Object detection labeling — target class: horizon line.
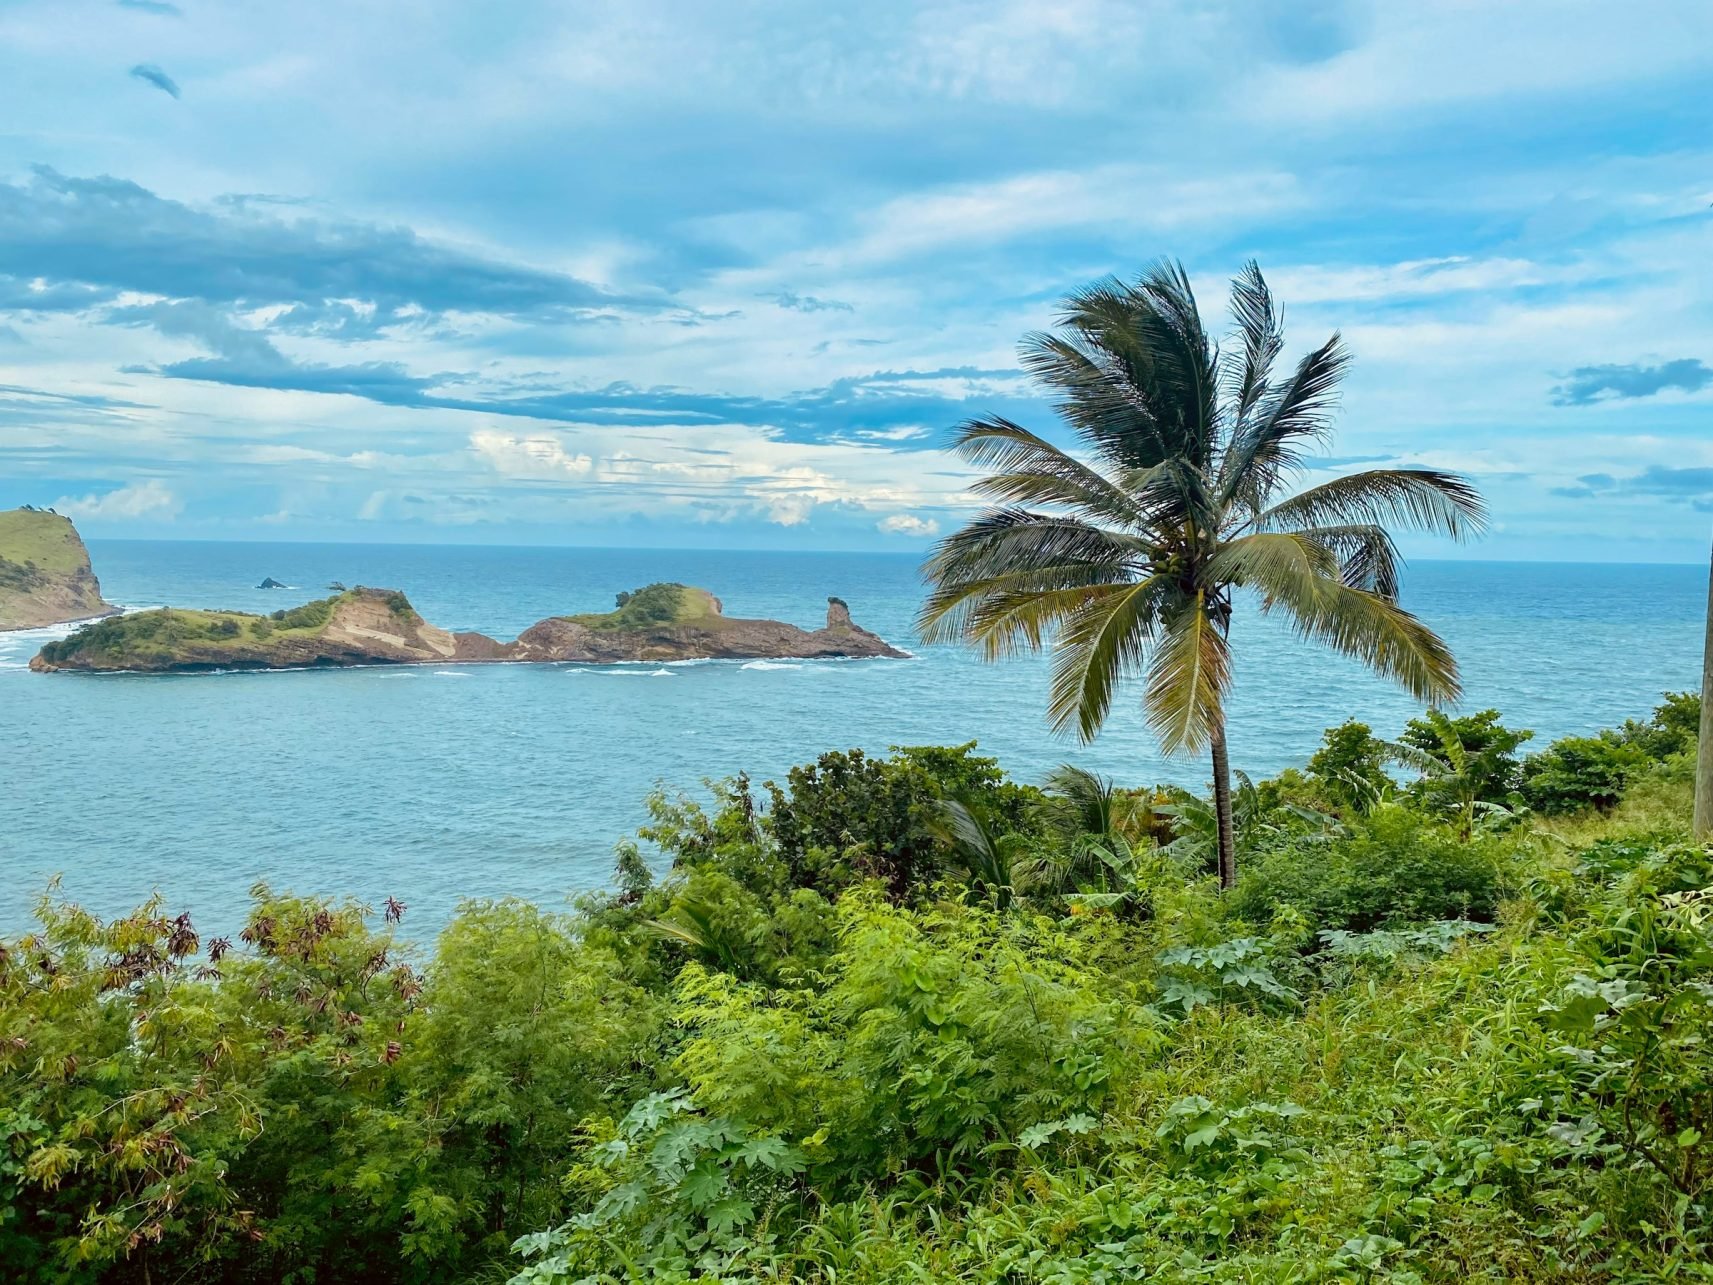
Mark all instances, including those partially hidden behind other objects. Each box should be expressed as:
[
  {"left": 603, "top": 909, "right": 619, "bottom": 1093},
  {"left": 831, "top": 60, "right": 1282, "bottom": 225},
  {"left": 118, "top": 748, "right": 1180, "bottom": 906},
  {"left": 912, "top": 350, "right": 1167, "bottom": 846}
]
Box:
[{"left": 72, "top": 533, "right": 1712, "bottom": 570}]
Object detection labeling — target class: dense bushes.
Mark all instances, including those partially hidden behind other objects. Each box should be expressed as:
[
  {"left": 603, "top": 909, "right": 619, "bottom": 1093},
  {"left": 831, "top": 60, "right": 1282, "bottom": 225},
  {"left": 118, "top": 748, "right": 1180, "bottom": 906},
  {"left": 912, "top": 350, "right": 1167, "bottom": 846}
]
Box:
[
  {"left": 0, "top": 892, "right": 661, "bottom": 1284},
  {"left": 765, "top": 743, "right": 1042, "bottom": 897},
  {"left": 1522, "top": 732, "right": 1649, "bottom": 813},
  {"left": 2, "top": 697, "right": 1708, "bottom": 1283},
  {"left": 1227, "top": 804, "right": 1515, "bottom": 932},
  {"left": 1521, "top": 692, "right": 1699, "bottom": 815},
  {"left": 673, "top": 892, "right": 1150, "bottom": 1184}
]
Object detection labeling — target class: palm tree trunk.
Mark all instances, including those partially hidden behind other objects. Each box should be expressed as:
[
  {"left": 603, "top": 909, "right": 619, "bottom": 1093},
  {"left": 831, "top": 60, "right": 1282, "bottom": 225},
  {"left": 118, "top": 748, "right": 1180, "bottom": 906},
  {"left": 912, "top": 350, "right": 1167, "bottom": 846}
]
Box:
[
  {"left": 1210, "top": 724, "right": 1237, "bottom": 890},
  {"left": 1695, "top": 534, "right": 1713, "bottom": 841}
]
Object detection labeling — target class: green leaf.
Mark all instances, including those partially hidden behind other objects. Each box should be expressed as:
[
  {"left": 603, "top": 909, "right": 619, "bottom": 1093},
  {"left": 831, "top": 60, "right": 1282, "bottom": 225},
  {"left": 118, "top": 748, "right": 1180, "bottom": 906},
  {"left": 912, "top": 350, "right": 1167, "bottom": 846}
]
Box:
[
  {"left": 678, "top": 1160, "right": 728, "bottom": 1211},
  {"left": 703, "top": 1194, "right": 755, "bottom": 1234}
]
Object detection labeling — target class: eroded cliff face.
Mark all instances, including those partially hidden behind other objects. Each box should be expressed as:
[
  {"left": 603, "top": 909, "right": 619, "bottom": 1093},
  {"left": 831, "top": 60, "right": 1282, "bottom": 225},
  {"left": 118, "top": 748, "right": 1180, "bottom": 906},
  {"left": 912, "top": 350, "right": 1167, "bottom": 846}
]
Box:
[
  {"left": 31, "top": 587, "right": 907, "bottom": 672},
  {"left": 0, "top": 509, "right": 120, "bottom": 631}
]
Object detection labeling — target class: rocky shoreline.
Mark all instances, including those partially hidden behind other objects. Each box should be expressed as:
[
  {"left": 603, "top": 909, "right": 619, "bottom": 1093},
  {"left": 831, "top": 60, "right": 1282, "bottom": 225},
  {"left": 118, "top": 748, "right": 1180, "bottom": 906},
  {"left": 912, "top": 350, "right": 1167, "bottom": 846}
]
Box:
[{"left": 30, "top": 584, "right": 909, "bottom": 673}]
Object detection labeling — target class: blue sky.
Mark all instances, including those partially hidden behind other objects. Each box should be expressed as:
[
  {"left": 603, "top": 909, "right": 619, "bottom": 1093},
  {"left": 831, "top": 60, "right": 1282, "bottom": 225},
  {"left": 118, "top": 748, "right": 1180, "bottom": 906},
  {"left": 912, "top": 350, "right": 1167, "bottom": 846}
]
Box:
[{"left": 1, "top": 1, "right": 1710, "bottom": 559}]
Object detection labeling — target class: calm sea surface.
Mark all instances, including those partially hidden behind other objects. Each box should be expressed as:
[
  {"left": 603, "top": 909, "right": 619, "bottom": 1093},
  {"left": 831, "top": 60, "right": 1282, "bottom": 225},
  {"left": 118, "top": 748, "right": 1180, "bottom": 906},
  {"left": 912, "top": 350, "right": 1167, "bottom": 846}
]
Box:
[{"left": 1, "top": 542, "right": 1704, "bottom": 942}]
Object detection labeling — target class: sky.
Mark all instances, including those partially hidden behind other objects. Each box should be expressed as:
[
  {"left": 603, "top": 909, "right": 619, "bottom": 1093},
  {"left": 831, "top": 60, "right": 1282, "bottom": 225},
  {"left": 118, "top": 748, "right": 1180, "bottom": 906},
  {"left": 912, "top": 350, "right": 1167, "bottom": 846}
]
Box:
[{"left": 1, "top": 1, "right": 1710, "bottom": 560}]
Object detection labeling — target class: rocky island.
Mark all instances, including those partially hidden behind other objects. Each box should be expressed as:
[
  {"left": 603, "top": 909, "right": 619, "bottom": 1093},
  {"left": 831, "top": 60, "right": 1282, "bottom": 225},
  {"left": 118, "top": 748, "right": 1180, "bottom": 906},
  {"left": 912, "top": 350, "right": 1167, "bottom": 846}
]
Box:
[
  {"left": 30, "top": 581, "right": 907, "bottom": 673},
  {"left": 509, "top": 583, "right": 908, "bottom": 664},
  {"left": 0, "top": 507, "right": 120, "bottom": 631}
]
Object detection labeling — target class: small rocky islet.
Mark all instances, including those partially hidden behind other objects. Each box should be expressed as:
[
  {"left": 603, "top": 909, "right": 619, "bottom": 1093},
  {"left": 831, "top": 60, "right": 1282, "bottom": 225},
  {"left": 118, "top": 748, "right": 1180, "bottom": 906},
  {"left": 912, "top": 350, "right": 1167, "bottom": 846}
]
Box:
[{"left": 29, "top": 581, "right": 908, "bottom": 673}]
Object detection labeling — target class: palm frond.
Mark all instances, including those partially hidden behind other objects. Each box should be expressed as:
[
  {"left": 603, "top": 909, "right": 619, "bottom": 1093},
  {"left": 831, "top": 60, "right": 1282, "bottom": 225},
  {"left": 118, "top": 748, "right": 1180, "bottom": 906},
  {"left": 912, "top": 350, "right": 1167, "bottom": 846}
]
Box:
[
  {"left": 1220, "top": 259, "right": 1283, "bottom": 425},
  {"left": 1019, "top": 325, "right": 1178, "bottom": 474},
  {"left": 1019, "top": 263, "right": 1219, "bottom": 479},
  {"left": 930, "top": 798, "right": 1017, "bottom": 909},
  {"left": 1126, "top": 260, "right": 1220, "bottom": 471},
  {"left": 1293, "top": 523, "right": 1403, "bottom": 597},
  {"left": 1044, "top": 763, "right": 1118, "bottom": 836},
  {"left": 1208, "top": 531, "right": 1341, "bottom": 606},
  {"left": 1377, "top": 738, "right": 1451, "bottom": 779},
  {"left": 950, "top": 416, "right": 1149, "bottom": 527},
  {"left": 917, "top": 509, "right": 1143, "bottom": 646},
  {"left": 1144, "top": 592, "right": 1231, "bottom": 755},
  {"left": 1047, "top": 575, "right": 1174, "bottom": 742},
  {"left": 1219, "top": 334, "right": 1349, "bottom": 513},
  {"left": 1253, "top": 468, "right": 1488, "bottom": 541},
  {"left": 956, "top": 580, "right": 1138, "bottom": 660},
  {"left": 1268, "top": 580, "right": 1462, "bottom": 705}
]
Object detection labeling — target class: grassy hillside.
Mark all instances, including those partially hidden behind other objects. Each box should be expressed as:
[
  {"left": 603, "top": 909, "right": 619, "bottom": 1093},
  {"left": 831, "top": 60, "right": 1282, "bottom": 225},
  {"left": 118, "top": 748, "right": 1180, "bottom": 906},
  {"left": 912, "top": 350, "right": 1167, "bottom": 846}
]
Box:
[
  {"left": 564, "top": 582, "right": 726, "bottom": 631},
  {"left": 0, "top": 508, "right": 91, "bottom": 577},
  {"left": 2, "top": 698, "right": 1707, "bottom": 1283}
]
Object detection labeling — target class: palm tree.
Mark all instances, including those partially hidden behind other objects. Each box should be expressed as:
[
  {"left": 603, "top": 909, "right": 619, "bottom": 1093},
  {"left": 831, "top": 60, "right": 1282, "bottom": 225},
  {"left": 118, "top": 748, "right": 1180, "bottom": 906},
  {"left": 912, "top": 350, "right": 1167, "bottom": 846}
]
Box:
[{"left": 918, "top": 261, "right": 1485, "bottom": 889}]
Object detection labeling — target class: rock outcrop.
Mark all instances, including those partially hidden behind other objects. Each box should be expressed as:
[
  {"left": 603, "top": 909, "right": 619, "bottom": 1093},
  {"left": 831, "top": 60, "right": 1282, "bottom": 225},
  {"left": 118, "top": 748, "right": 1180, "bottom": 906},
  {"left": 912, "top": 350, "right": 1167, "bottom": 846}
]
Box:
[
  {"left": 31, "top": 582, "right": 908, "bottom": 673},
  {"left": 0, "top": 508, "right": 120, "bottom": 631},
  {"left": 510, "top": 588, "right": 907, "bottom": 663}
]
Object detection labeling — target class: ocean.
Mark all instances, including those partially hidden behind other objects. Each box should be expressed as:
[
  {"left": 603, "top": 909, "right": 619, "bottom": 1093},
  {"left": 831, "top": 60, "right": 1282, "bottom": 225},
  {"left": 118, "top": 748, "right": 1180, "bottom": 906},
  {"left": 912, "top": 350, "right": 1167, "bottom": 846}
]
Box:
[{"left": 1, "top": 542, "right": 1704, "bottom": 943}]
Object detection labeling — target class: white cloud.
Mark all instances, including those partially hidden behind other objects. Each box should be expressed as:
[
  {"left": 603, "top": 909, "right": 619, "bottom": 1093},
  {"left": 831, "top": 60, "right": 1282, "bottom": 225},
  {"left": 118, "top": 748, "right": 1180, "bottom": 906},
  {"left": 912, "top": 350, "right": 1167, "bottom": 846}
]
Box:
[
  {"left": 833, "top": 165, "right": 1306, "bottom": 267},
  {"left": 456, "top": 419, "right": 975, "bottom": 530},
  {"left": 53, "top": 479, "right": 181, "bottom": 520},
  {"left": 468, "top": 430, "right": 594, "bottom": 478},
  {"left": 877, "top": 512, "right": 939, "bottom": 537},
  {"left": 1267, "top": 255, "right": 1561, "bottom": 304}
]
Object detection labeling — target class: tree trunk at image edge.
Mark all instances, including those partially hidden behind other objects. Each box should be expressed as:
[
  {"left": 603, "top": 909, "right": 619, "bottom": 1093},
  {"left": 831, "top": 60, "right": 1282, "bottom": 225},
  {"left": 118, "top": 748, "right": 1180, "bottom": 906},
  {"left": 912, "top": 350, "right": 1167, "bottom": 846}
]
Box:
[
  {"left": 1695, "top": 534, "right": 1713, "bottom": 842},
  {"left": 1211, "top": 727, "right": 1237, "bottom": 890}
]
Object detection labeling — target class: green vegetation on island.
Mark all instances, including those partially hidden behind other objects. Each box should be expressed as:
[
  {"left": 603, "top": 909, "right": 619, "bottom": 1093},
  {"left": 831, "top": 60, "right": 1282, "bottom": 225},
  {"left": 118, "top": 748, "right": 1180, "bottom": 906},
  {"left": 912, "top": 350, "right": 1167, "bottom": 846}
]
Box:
[
  {"left": 1, "top": 695, "right": 1707, "bottom": 1284},
  {"left": 33, "top": 587, "right": 432, "bottom": 671},
  {"left": 565, "top": 582, "right": 726, "bottom": 631},
  {"left": 0, "top": 506, "right": 118, "bottom": 630},
  {"left": 0, "top": 508, "right": 89, "bottom": 576}
]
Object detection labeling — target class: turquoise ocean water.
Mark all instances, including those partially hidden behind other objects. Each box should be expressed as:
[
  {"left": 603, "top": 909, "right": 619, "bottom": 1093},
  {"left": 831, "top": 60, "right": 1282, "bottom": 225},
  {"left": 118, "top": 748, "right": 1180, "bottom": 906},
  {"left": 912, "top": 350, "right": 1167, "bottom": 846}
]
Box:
[{"left": 1, "top": 542, "right": 1704, "bottom": 942}]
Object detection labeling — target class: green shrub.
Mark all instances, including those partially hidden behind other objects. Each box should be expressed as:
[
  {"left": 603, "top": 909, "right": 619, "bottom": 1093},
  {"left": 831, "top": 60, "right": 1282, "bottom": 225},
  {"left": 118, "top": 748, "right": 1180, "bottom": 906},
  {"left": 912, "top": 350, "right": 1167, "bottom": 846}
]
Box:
[
  {"left": 671, "top": 890, "right": 1156, "bottom": 1185},
  {"left": 1228, "top": 805, "right": 1515, "bottom": 932},
  {"left": 592, "top": 582, "right": 687, "bottom": 629},
  {"left": 0, "top": 890, "right": 662, "bottom": 1284},
  {"left": 268, "top": 596, "right": 337, "bottom": 630},
  {"left": 1399, "top": 707, "right": 1531, "bottom": 805},
  {"left": 764, "top": 743, "right": 1041, "bottom": 899},
  {"left": 39, "top": 611, "right": 155, "bottom": 662},
  {"left": 1619, "top": 690, "right": 1702, "bottom": 760},
  {"left": 510, "top": 1089, "right": 807, "bottom": 1284},
  {"left": 1305, "top": 719, "right": 1392, "bottom": 814},
  {"left": 1522, "top": 732, "right": 1650, "bottom": 814}
]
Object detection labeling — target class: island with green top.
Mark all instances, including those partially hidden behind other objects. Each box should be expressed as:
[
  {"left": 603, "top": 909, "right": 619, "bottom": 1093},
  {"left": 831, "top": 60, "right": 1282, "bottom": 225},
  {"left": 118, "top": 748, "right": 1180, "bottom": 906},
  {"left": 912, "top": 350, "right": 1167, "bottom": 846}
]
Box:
[
  {"left": 0, "top": 506, "right": 120, "bottom": 631},
  {"left": 30, "top": 581, "right": 907, "bottom": 672}
]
